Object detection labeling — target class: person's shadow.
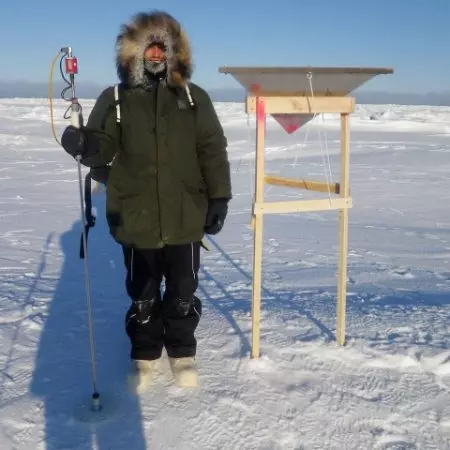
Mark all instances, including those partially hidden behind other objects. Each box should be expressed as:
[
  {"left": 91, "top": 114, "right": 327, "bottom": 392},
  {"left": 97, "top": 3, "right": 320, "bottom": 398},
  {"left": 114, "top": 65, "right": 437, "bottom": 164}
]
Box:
[{"left": 29, "top": 185, "right": 147, "bottom": 449}]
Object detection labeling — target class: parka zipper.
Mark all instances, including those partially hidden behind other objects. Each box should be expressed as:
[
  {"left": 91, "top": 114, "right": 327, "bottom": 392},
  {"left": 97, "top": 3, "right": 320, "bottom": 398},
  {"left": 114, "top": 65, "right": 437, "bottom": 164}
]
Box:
[{"left": 154, "top": 81, "right": 164, "bottom": 246}]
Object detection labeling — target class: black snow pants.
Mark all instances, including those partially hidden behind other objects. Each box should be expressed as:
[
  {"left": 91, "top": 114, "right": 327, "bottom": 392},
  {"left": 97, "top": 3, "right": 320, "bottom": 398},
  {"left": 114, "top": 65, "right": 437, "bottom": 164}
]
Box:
[{"left": 122, "top": 242, "right": 202, "bottom": 361}]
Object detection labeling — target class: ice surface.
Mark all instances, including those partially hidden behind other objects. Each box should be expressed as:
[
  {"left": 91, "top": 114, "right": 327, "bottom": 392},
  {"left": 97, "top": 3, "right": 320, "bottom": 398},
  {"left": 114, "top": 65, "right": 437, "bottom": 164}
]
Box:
[{"left": 0, "top": 97, "right": 449, "bottom": 449}]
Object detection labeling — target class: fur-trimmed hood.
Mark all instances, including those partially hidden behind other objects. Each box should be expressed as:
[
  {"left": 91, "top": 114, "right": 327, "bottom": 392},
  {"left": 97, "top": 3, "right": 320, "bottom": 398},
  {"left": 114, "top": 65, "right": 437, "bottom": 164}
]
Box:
[{"left": 115, "top": 11, "right": 193, "bottom": 88}]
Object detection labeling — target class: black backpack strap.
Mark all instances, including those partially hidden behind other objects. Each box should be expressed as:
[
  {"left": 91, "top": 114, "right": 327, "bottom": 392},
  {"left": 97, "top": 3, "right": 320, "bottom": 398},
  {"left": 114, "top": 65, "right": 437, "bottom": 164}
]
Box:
[{"left": 80, "top": 171, "right": 96, "bottom": 259}]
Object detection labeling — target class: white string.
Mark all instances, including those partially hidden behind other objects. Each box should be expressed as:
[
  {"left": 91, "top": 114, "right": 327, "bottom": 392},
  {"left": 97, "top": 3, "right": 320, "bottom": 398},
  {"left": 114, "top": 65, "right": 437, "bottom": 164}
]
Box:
[
  {"left": 266, "top": 113, "right": 311, "bottom": 199},
  {"left": 230, "top": 105, "right": 255, "bottom": 224},
  {"left": 290, "top": 74, "right": 319, "bottom": 171},
  {"left": 235, "top": 109, "right": 251, "bottom": 174},
  {"left": 306, "top": 72, "right": 334, "bottom": 204},
  {"left": 321, "top": 114, "right": 334, "bottom": 195},
  {"left": 290, "top": 117, "right": 312, "bottom": 169},
  {"left": 247, "top": 111, "right": 256, "bottom": 213}
]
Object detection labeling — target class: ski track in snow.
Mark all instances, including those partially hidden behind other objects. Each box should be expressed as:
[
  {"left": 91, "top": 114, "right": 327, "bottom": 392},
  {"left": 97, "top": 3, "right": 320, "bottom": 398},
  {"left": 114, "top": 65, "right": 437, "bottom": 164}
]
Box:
[{"left": 0, "top": 99, "right": 449, "bottom": 449}]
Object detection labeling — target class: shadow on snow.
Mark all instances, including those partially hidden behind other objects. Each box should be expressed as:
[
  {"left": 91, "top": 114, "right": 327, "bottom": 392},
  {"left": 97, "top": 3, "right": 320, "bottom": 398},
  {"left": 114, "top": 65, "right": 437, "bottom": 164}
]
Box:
[{"left": 29, "top": 190, "right": 147, "bottom": 450}]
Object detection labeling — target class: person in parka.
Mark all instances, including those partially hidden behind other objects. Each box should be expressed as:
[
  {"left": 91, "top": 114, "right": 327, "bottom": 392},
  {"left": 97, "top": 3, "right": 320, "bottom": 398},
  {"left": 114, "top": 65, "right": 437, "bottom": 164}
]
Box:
[{"left": 60, "top": 10, "right": 232, "bottom": 390}]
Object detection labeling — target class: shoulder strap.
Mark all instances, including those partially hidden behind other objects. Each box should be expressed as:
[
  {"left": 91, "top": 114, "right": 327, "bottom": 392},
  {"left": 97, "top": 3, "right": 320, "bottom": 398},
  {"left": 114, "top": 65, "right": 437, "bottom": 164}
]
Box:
[
  {"left": 184, "top": 84, "right": 195, "bottom": 109},
  {"left": 114, "top": 83, "right": 124, "bottom": 147},
  {"left": 114, "top": 83, "right": 121, "bottom": 124}
]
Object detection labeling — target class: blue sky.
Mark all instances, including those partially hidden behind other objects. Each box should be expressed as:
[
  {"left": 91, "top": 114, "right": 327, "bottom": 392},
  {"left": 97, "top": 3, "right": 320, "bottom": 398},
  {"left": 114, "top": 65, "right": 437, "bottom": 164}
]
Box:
[{"left": 1, "top": 0, "right": 449, "bottom": 93}]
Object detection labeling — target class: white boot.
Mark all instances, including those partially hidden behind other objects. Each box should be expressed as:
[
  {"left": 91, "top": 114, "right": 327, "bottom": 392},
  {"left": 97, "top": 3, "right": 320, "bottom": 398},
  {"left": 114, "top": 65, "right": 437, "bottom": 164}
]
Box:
[
  {"left": 168, "top": 357, "right": 199, "bottom": 388},
  {"left": 127, "top": 358, "right": 160, "bottom": 394}
]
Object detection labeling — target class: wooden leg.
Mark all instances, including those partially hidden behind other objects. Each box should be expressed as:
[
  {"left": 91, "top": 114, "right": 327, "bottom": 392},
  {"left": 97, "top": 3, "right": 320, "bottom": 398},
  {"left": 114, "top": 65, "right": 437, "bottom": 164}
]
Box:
[
  {"left": 336, "top": 113, "right": 350, "bottom": 346},
  {"left": 251, "top": 94, "right": 265, "bottom": 358},
  {"left": 336, "top": 208, "right": 349, "bottom": 345},
  {"left": 251, "top": 213, "right": 263, "bottom": 358}
]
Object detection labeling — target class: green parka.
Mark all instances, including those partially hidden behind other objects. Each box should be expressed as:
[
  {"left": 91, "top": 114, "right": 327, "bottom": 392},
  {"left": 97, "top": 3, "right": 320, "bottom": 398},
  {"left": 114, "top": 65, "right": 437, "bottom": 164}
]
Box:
[{"left": 81, "top": 12, "right": 232, "bottom": 249}]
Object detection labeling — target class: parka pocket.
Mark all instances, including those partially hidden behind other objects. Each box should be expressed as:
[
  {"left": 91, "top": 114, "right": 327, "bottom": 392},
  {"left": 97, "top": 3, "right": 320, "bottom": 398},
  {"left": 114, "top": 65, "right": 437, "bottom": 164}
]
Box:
[
  {"left": 121, "top": 194, "right": 159, "bottom": 236},
  {"left": 182, "top": 184, "right": 208, "bottom": 233}
]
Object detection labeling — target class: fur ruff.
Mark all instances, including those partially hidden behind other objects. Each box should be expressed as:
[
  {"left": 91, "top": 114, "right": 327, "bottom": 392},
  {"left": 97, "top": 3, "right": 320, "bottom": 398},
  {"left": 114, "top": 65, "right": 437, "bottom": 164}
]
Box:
[{"left": 115, "top": 11, "right": 193, "bottom": 88}]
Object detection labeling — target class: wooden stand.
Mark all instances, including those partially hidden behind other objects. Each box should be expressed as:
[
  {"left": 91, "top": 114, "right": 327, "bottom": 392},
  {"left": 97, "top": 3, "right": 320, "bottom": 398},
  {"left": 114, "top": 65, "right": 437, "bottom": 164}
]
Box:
[{"left": 219, "top": 66, "right": 394, "bottom": 358}]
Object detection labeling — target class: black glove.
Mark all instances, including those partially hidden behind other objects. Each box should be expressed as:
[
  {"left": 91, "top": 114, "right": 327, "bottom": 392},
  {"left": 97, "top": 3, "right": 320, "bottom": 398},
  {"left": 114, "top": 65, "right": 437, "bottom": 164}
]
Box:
[
  {"left": 61, "top": 125, "right": 88, "bottom": 158},
  {"left": 204, "top": 198, "right": 229, "bottom": 235},
  {"left": 90, "top": 166, "right": 110, "bottom": 185}
]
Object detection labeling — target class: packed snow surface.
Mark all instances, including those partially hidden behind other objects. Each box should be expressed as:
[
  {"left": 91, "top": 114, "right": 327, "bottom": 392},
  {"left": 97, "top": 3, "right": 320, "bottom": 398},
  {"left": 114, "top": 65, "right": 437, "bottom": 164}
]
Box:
[{"left": 0, "top": 97, "right": 449, "bottom": 449}]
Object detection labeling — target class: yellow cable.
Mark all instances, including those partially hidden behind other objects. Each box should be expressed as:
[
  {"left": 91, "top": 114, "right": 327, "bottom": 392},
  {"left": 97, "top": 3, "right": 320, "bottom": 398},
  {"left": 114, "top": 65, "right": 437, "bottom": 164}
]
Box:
[
  {"left": 49, "top": 50, "right": 62, "bottom": 147},
  {"left": 48, "top": 51, "right": 103, "bottom": 193}
]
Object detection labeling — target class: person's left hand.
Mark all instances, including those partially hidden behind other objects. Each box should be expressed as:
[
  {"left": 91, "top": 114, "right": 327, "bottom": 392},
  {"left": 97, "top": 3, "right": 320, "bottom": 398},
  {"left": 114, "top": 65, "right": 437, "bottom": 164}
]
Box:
[{"left": 204, "top": 198, "right": 229, "bottom": 235}]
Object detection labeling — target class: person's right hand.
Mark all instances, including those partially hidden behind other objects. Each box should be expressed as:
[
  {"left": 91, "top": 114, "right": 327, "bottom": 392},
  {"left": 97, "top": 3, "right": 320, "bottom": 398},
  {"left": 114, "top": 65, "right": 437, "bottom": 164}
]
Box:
[{"left": 61, "top": 125, "right": 87, "bottom": 158}]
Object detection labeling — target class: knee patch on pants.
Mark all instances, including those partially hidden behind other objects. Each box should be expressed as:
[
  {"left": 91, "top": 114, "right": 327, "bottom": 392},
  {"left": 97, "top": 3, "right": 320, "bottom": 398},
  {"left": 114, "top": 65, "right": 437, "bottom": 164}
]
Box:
[
  {"left": 126, "top": 296, "right": 162, "bottom": 326},
  {"left": 163, "top": 295, "right": 202, "bottom": 319},
  {"left": 166, "top": 276, "right": 198, "bottom": 300}
]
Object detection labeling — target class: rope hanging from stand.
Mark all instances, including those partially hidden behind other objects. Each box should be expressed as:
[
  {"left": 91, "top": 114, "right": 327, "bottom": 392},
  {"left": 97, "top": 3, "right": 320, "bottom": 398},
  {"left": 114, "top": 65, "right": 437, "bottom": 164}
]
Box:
[
  {"left": 260, "top": 71, "right": 336, "bottom": 204},
  {"left": 306, "top": 72, "right": 335, "bottom": 204}
]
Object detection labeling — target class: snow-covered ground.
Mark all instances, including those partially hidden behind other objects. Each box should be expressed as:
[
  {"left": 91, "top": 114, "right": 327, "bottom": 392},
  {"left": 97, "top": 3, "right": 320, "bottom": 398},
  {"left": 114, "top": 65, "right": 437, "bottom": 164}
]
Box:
[{"left": 0, "top": 97, "right": 449, "bottom": 449}]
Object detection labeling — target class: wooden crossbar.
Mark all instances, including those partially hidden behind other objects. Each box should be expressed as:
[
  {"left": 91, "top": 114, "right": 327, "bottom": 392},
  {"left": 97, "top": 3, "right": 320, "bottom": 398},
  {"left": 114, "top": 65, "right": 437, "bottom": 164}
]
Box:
[
  {"left": 246, "top": 96, "right": 355, "bottom": 114},
  {"left": 254, "top": 197, "right": 352, "bottom": 215},
  {"left": 264, "top": 174, "right": 340, "bottom": 194}
]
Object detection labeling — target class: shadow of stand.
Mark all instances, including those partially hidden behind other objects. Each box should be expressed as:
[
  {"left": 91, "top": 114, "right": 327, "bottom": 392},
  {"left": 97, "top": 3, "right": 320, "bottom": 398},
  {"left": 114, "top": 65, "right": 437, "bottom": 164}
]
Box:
[
  {"left": 29, "top": 189, "right": 147, "bottom": 449},
  {"left": 198, "top": 265, "right": 251, "bottom": 358},
  {"left": 204, "top": 235, "right": 335, "bottom": 347}
]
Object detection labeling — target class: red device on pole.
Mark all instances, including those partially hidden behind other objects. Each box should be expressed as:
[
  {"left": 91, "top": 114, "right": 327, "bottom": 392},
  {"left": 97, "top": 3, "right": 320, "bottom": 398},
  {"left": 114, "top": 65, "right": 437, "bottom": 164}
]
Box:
[{"left": 65, "top": 57, "right": 78, "bottom": 75}]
